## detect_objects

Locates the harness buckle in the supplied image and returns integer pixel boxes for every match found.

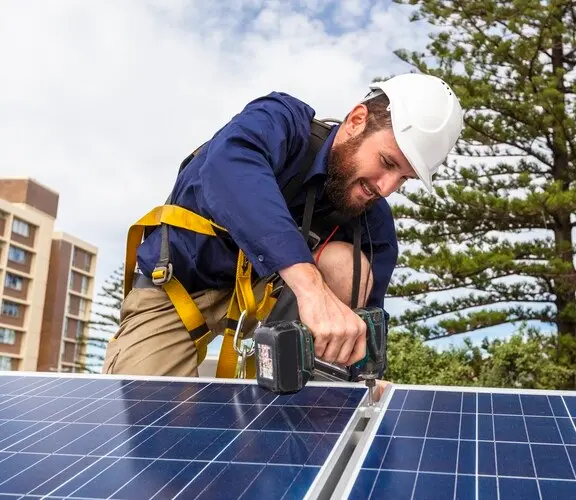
[299,227,321,251]
[151,262,173,285]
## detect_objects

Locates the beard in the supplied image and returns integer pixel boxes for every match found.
[325,134,377,218]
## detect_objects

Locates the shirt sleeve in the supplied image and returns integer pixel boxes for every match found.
[362,201,399,308]
[198,93,317,277]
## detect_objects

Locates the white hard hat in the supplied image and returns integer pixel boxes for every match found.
[364,73,464,193]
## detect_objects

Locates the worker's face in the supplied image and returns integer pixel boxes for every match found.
[326,110,418,217]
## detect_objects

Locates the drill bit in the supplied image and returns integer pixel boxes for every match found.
[365,378,375,406]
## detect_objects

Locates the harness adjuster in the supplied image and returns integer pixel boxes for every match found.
[151,262,173,285]
[299,227,321,251]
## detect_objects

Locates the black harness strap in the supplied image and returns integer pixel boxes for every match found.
[301,185,317,243]
[266,183,318,324]
[290,121,363,309]
[351,217,362,309]
[150,143,205,284]
[282,119,333,205]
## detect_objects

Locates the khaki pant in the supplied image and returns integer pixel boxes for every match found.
[102,282,267,377]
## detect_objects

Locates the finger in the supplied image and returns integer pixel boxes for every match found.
[346,334,367,365]
[336,337,357,365]
[313,334,329,359]
[320,336,345,363]
[357,316,367,338]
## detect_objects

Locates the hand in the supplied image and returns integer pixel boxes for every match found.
[297,284,367,365]
[279,263,367,366]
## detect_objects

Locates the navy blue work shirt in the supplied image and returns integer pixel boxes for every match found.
[137,92,398,308]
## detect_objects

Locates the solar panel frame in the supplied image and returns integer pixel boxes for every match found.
[331,383,576,500]
[0,371,371,500]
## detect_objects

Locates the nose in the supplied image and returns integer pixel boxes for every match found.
[376,174,400,198]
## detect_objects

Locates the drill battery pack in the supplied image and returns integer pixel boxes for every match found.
[253,320,315,393]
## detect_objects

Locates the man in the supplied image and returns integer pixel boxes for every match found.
[103,73,463,389]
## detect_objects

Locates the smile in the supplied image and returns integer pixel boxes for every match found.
[360,180,377,199]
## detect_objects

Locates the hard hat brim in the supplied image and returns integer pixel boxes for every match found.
[393,130,435,195]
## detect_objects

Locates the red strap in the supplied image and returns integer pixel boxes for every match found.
[314,225,339,263]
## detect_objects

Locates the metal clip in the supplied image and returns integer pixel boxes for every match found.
[233,310,256,379]
[235,347,249,379]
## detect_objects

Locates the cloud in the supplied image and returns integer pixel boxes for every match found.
[0,0,429,350]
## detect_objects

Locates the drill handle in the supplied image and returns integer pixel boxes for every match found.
[367,320,386,363]
[352,307,388,375]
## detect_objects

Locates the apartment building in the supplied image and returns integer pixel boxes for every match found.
[37,232,98,373]
[0,178,98,373]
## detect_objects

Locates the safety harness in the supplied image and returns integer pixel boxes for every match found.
[122,118,363,379]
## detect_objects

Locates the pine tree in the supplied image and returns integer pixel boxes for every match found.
[383,0,576,388]
[74,265,123,373]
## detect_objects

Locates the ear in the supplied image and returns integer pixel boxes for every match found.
[343,104,368,138]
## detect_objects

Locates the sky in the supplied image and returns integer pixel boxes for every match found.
[0,0,522,361]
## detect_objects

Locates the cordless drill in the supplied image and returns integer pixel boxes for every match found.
[252,306,387,405]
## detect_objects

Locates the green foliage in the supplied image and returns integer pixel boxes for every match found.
[386,331,480,386]
[378,0,576,387]
[387,325,574,390]
[478,328,574,389]
[74,265,123,374]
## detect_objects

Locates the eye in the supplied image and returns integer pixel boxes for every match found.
[380,155,395,169]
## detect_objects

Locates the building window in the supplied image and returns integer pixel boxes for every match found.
[80,275,89,294]
[70,271,90,295]
[76,320,85,339]
[8,246,26,264]
[1,301,20,318]
[12,219,30,237]
[78,298,87,317]
[74,248,92,272]
[0,356,11,371]
[5,273,23,291]
[0,328,16,345]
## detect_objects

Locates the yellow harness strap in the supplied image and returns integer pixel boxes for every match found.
[123,205,227,361]
[124,204,225,296]
[215,251,277,379]
[124,204,277,378]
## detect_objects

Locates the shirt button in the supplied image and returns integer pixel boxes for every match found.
[258,255,264,262]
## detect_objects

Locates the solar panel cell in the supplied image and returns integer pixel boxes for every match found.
[338,386,576,500]
[0,373,368,499]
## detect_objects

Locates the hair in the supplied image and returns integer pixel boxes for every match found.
[363,92,392,134]
[344,91,393,137]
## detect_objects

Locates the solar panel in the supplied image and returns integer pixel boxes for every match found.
[335,385,576,499]
[0,372,368,499]
[4,374,575,500]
